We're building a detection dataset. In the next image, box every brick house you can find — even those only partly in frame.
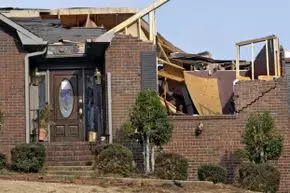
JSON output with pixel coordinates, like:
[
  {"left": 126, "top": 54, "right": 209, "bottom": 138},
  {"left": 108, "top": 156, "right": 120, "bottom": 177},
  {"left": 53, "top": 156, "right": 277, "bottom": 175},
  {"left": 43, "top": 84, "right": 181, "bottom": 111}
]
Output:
[
  {"left": 0, "top": 4, "right": 290, "bottom": 193},
  {"left": 0, "top": 6, "right": 157, "bottom": 158}
]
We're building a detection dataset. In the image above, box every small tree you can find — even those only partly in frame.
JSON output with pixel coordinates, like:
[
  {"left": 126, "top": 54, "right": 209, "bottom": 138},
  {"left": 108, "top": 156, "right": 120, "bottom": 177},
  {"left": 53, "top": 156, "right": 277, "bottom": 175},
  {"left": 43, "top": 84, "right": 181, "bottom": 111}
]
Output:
[
  {"left": 242, "top": 111, "right": 283, "bottom": 164},
  {"left": 122, "top": 89, "right": 173, "bottom": 174}
]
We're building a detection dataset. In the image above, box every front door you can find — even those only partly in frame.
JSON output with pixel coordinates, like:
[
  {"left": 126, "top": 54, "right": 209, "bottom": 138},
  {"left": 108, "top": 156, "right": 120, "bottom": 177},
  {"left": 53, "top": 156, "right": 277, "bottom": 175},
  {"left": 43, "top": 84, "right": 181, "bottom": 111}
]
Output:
[{"left": 50, "top": 70, "right": 83, "bottom": 142}]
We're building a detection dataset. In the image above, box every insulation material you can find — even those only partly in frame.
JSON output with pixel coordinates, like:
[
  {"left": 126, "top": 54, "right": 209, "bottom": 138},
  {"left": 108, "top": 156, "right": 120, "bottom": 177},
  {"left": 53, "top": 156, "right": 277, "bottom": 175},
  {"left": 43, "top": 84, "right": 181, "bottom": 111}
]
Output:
[{"left": 184, "top": 72, "right": 222, "bottom": 115}]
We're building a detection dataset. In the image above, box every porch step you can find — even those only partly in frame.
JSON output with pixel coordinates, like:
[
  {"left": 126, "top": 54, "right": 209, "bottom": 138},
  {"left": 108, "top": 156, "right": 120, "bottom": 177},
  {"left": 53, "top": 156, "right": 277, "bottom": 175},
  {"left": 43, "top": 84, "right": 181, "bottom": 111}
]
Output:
[
  {"left": 46, "top": 166, "right": 94, "bottom": 171},
  {"left": 45, "top": 166, "right": 96, "bottom": 179},
  {"left": 46, "top": 161, "right": 93, "bottom": 166},
  {"left": 45, "top": 174, "right": 94, "bottom": 180},
  {"left": 45, "top": 142, "right": 96, "bottom": 166},
  {"left": 46, "top": 170, "right": 95, "bottom": 176}
]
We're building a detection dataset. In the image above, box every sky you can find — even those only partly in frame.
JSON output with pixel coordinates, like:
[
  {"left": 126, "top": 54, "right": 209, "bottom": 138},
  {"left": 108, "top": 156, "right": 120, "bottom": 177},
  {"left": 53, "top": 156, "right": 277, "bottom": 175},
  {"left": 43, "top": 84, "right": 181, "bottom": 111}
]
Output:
[{"left": 1, "top": 0, "right": 290, "bottom": 59}]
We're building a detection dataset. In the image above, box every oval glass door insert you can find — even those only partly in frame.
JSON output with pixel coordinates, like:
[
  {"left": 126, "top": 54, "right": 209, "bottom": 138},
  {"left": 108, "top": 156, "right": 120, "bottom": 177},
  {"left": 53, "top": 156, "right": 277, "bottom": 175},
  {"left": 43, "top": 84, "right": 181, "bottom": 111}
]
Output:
[{"left": 59, "top": 79, "right": 74, "bottom": 118}]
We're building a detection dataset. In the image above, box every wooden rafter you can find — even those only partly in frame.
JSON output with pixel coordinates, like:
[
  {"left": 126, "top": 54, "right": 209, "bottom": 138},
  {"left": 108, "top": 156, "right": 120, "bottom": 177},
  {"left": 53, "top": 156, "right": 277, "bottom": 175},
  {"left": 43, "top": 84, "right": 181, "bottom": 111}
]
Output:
[
  {"left": 158, "top": 71, "right": 184, "bottom": 82},
  {"left": 159, "top": 96, "right": 177, "bottom": 114},
  {"left": 104, "top": 0, "right": 169, "bottom": 34},
  {"left": 158, "top": 58, "right": 184, "bottom": 70},
  {"left": 158, "top": 43, "right": 170, "bottom": 62}
]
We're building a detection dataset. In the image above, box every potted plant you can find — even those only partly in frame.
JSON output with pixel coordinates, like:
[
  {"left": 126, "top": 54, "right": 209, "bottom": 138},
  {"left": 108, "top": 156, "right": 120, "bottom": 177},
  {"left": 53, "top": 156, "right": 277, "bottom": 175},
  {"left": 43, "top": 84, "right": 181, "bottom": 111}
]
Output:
[{"left": 39, "top": 104, "right": 54, "bottom": 142}]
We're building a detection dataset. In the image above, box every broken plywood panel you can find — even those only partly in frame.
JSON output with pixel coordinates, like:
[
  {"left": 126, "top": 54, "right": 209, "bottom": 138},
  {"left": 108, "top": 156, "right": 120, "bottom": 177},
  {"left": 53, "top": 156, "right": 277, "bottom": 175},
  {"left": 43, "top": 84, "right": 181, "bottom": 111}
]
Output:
[{"left": 184, "top": 72, "right": 222, "bottom": 115}]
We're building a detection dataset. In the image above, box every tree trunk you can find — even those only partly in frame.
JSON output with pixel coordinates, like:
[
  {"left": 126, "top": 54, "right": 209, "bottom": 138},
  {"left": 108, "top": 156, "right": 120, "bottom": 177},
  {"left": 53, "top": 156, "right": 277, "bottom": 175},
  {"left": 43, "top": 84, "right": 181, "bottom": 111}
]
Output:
[
  {"left": 261, "top": 149, "right": 265, "bottom": 163},
  {"left": 142, "top": 142, "right": 146, "bottom": 173},
  {"left": 151, "top": 146, "right": 155, "bottom": 172},
  {"left": 144, "top": 134, "right": 151, "bottom": 174}
]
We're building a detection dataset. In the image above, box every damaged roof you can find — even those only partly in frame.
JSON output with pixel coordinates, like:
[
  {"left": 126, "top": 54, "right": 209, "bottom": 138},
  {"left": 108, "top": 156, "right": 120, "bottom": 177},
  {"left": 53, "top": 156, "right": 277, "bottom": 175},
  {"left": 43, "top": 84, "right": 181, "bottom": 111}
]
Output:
[
  {"left": 16, "top": 19, "right": 106, "bottom": 44},
  {"left": 0, "top": 13, "right": 46, "bottom": 45}
]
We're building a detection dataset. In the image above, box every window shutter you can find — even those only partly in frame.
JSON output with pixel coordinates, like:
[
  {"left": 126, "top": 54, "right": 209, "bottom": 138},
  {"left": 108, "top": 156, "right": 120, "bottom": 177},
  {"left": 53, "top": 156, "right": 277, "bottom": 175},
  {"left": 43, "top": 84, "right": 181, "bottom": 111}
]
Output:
[{"left": 140, "top": 51, "right": 157, "bottom": 91}]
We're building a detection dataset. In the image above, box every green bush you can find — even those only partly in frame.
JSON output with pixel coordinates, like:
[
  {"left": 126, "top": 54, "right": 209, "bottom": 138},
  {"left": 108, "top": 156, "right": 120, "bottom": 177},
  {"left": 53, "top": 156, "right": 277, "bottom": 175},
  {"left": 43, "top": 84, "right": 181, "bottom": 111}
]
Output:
[
  {"left": 235, "top": 163, "right": 280, "bottom": 193},
  {"left": 198, "top": 164, "right": 227, "bottom": 184},
  {"left": 94, "top": 144, "right": 108, "bottom": 157},
  {"left": 11, "top": 143, "right": 46, "bottom": 173},
  {"left": 95, "top": 144, "right": 134, "bottom": 176},
  {"left": 243, "top": 112, "right": 283, "bottom": 164},
  {"left": 0, "top": 153, "right": 6, "bottom": 170},
  {"left": 154, "top": 152, "right": 188, "bottom": 180}
]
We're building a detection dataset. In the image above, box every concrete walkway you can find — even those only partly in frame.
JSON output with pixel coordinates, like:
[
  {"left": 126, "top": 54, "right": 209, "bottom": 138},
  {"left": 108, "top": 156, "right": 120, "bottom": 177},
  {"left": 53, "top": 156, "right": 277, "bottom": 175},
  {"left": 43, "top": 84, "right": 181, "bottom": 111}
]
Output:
[{"left": 0, "top": 180, "right": 123, "bottom": 193}]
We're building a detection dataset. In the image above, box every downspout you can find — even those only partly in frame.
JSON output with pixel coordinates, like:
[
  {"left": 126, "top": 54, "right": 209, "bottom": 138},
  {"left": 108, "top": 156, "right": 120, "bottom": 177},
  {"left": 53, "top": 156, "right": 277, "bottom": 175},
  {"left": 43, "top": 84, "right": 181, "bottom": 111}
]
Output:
[
  {"left": 107, "top": 72, "right": 113, "bottom": 144},
  {"left": 25, "top": 47, "right": 47, "bottom": 144}
]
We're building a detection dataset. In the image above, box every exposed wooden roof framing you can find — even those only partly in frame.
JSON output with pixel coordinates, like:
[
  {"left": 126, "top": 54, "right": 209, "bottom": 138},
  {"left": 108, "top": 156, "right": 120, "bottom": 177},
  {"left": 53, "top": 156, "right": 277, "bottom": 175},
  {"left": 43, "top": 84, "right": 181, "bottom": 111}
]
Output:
[
  {"left": 0, "top": 8, "right": 137, "bottom": 18},
  {"left": 0, "top": 10, "right": 41, "bottom": 18},
  {"left": 40, "top": 8, "right": 137, "bottom": 15},
  {"left": 236, "top": 35, "right": 277, "bottom": 46},
  {"left": 236, "top": 35, "right": 281, "bottom": 80},
  {"left": 93, "top": 0, "right": 170, "bottom": 43}
]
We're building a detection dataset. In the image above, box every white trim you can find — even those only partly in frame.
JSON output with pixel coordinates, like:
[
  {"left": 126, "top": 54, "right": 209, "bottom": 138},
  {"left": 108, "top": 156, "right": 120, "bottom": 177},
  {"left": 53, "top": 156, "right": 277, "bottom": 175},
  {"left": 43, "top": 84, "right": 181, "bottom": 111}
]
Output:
[{"left": 107, "top": 72, "right": 113, "bottom": 144}]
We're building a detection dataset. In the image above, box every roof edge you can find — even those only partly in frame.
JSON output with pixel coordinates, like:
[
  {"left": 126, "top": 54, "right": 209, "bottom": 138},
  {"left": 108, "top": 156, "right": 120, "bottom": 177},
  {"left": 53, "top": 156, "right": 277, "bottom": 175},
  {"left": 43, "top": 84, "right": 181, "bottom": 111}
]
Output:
[{"left": 0, "top": 13, "right": 47, "bottom": 46}]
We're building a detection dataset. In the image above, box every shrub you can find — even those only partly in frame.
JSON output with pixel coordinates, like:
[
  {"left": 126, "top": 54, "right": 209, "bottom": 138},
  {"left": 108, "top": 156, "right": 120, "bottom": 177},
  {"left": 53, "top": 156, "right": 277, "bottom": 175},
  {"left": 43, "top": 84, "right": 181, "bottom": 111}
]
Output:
[
  {"left": 235, "top": 163, "right": 280, "bottom": 193},
  {"left": 198, "top": 164, "right": 227, "bottom": 184},
  {"left": 11, "top": 143, "right": 46, "bottom": 173},
  {"left": 95, "top": 144, "right": 134, "bottom": 176},
  {"left": 0, "top": 153, "right": 6, "bottom": 169},
  {"left": 121, "top": 89, "right": 173, "bottom": 174},
  {"left": 154, "top": 152, "right": 188, "bottom": 180},
  {"left": 94, "top": 144, "right": 108, "bottom": 157},
  {"left": 243, "top": 111, "right": 283, "bottom": 164}
]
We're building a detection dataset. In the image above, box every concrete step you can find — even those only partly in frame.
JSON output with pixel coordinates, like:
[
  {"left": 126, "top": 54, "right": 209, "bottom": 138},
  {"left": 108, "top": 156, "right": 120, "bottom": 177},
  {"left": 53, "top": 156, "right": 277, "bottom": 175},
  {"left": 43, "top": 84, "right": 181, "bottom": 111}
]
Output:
[
  {"left": 46, "top": 170, "right": 96, "bottom": 176},
  {"left": 45, "top": 174, "right": 94, "bottom": 180},
  {"left": 46, "top": 146, "right": 94, "bottom": 151},
  {"left": 46, "top": 150, "right": 93, "bottom": 157},
  {"left": 45, "top": 142, "right": 96, "bottom": 166},
  {"left": 46, "top": 161, "right": 93, "bottom": 166},
  {"left": 46, "top": 166, "right": 94, "bottom": 171},
  {"left": 46, "top": 155, "right": 93, "bottom": 162}
]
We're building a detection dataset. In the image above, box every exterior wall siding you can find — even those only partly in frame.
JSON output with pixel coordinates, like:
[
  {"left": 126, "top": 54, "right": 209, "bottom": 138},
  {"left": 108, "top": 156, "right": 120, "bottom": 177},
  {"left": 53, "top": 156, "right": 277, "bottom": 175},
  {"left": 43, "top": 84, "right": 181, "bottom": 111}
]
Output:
[
  {"left": 0, "top": 27, "right": 26, "bottom": 158},
  {"left": 165, "top": 78, "right": 290, "bottom": 192},
  {"left": 0, "top": 23, "right": 289, "bottom": 192},
  {"left": 105, "top": 35, "right": 290, "bottom": 192},
  {"left": 105, "top": 35, "right": 155, "bottom": 139}
]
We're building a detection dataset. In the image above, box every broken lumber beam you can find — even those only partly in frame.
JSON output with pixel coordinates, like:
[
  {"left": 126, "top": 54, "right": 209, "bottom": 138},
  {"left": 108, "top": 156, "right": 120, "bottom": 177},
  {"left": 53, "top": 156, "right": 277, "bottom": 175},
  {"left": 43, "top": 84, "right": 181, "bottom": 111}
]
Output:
[
  {"left": 159, "top": 96, "right": 177, "bottom": 114},
  {"left": 158, "top": 71, "right": 184, "bottom": 82},
  {"left": 158, "top": 58, "right": 184, "bottom": 70},
  {"left": 158, "top": 43, "right": 170, "bottom": 62}
]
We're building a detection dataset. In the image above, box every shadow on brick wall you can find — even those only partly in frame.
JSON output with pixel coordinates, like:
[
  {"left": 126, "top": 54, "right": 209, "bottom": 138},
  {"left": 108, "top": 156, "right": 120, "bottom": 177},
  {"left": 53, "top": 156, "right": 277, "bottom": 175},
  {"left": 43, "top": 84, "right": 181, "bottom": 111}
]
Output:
[
  {"left": 114, "top": 136, "right": 145, "bottom": 173},
  {"left": 219, "top": 150, "right": 241, "bottom": 183}
]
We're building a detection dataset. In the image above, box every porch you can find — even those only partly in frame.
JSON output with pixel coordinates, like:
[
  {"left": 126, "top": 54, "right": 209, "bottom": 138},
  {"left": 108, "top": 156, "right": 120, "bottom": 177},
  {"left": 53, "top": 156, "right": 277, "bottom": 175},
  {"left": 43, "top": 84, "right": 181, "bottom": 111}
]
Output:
[{"left": 28, "top": 45, "right": 109, "bottom": 144}]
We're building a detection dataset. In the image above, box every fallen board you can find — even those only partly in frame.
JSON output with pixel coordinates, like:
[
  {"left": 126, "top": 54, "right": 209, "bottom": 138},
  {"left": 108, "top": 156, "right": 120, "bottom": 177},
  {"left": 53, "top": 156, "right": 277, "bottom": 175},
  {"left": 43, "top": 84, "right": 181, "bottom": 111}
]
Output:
[{"left": 184, "top": 72, "right": 222, "bottom": 115}]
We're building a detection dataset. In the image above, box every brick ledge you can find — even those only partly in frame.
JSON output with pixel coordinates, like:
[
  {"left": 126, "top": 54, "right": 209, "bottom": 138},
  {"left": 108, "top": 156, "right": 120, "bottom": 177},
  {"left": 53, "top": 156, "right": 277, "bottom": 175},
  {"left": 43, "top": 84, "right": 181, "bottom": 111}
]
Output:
[{"left": 170, "top": 114, "right": 237, "bottom": 120}]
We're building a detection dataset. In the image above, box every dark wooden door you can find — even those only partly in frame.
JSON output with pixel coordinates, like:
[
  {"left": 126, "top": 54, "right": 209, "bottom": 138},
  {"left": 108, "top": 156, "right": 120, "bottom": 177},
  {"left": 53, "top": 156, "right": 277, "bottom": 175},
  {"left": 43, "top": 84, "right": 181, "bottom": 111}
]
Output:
[{"left": 50, "top": 71, "right": 83, "bottom": 142}]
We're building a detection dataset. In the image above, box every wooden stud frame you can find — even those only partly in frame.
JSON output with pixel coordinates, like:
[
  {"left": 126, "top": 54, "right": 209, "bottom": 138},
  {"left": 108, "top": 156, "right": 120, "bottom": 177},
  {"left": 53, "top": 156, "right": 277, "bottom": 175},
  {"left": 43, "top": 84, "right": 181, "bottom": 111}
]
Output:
[{"left": 235, "top": 35, "right": 281, "bottom": 80}]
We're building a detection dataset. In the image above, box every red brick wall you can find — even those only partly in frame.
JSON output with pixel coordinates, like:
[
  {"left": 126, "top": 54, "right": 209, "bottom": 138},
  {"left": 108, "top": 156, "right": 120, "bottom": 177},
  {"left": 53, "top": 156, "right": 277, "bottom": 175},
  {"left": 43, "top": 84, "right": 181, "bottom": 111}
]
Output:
[
  {"left": 105, "top": 35, "right": 155, "bottom": 139},
  {"left": 0, "top": 27, "right": 26, "bottom": 158},
  {"left": 105, "top": 35, "right": 290, "bottom": 192},
  {"left": 165, "top": 78, "right": 290, "bottom": 192}
]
